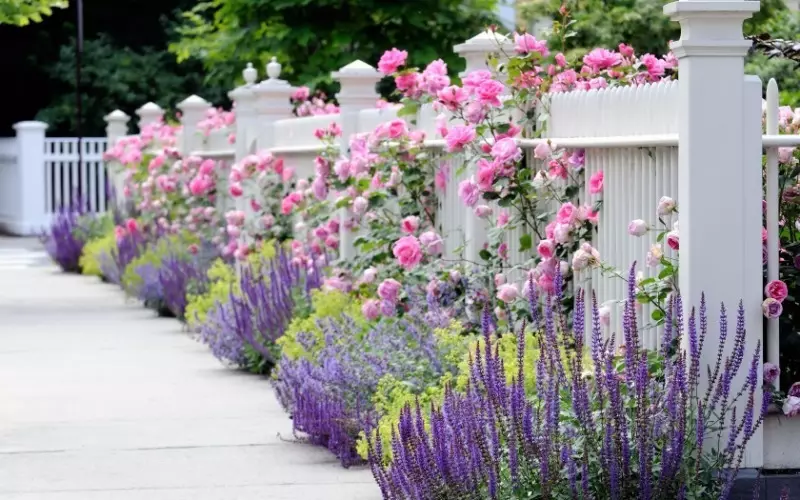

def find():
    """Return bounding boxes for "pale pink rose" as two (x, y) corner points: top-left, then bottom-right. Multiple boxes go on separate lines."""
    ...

(657, 196), (676, 216)
(762, 297), (783, 319)
(778, 147), (795, 164)
(474, 205), (492, 218)
(362, 299), (381, 321)
(533, 142), (552, 160)
(495, 306), (508, 322)
(496, 283), (519, 303)
(494, 273), (506, 287)
(458, 178), (481, 207)
(666, 230), (680, 251)
(393, 235), (423, 269)
(419, 231), (444, 255)
(378, 48), (408, 75)
(513, 32), (549, 56)
(765, 280), (789, 302)
(646, 244), (663, 267)
(537, 239), (555, 259)
(401, 216), (420, 234)
(628, 219), (648, 237)
(553, 223), (570, 244)
(491, 137), (522, 164)
(353, 196), (368, 215)
(589, 77), (608, 90)
(362, 267), (378, 283)
(378, 278), (402, 302)
(783, 396), (800, 417)
(572, 242), (600, 271)
(445, 125), (477, 152)
(599, 305), (611, 326)
(312, 176), (328, 201)
(556, 202), (578, 225)
(589, 170), (604, 195)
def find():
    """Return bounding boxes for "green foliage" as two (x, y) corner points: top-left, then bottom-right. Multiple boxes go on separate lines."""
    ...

(170, 0), (499, 95)
(121, 232), (196, 296)
(36, 34), (227, 136)
(0, 0), (67, 26)
(79, 222), (116, 278)
(277, 289), (365, 362)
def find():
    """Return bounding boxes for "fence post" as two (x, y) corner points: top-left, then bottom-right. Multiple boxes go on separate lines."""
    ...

(177, 95), (212, 157)
(253, 57), (294, 150)
(135, 102), (164, 129)
(331, 60), (381, 261)
(453, 31), (511, 263)
(228, 63), (260, 162)
(13, 121), (48, 235)
(103, 110), (130, 208)
(664, 0), (763, 468)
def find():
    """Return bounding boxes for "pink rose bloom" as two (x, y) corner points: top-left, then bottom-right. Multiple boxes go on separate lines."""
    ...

(125, 218), (139, 234)
(229, 182), (244, 197)
(533, 142), (552, 160)
(362, 267), (378, 283)
(401, 216), (420, 234)
(537, 239), (555, 259)
(496, 283), (519, 303)
(419, 230), (444, 255)
(362, 299), (381, 321)
(462, 70), (492, 92)
(778, 147), (795, 164)
(476, 79), (505, 107)
(553, 223), (570, 244)
(474, 205), (492, 218)
(491, 137), (522, 165)
(784, 396), (800, 417)
(395, 73), (421, 96)
(764, 362), (780, 385)
(378, 48), (408, 75)
(583, 48), (622, 72)
(765, 280), (789, 302)
(538, 273), (555, 293)
(387, 119), (408, 139)
(421, 59), (450, 93)
(641, 54), (666, 79)
(393, 235), (423, 270)
(657, 196), (676, 216)
(292, 86), (310, 101)
(378, 278), (402, 302)
(588, 77), (608, 90)
(589, 170), (604, 194)
(498, 210), (510, 226)
(762, 297), (783, 319)
(513, 33), (549, 56)
(435, 166), (448, 192)
(352, 196), (368, 215)
(445, 125), (477, 152)
(556, 202), (578, 225)
(312, 176), (328, 201)
(437, 85), (468, 111)
(666, 230), (680, 251)
(619, 43), (635, 58)
(464, 101), (487, 124)
(280, 197), (295, 215)
(628, 219), (648, 237)
(458, 178), (481, 207)
(476, 160), (496, 191)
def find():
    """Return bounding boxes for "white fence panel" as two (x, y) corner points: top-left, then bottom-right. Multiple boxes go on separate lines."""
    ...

(0, 139), (19, 231)
(44, 138), (108, 214)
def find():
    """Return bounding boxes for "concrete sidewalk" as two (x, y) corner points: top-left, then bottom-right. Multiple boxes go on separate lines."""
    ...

(0, 261), (379, 499)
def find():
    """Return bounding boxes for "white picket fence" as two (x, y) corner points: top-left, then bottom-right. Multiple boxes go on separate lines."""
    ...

(0, 122), (107, 235)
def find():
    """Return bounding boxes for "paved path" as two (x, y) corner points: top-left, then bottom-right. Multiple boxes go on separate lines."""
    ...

(0, 240), (379, 499)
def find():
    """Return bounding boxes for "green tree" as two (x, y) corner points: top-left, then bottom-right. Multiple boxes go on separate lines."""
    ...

(36, 34), (228, 136)
(0, 0), (67, 26)
(170, 0), (499, 94)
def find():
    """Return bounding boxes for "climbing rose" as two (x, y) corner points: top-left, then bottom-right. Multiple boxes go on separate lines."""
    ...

(377, 278), (401, 303)
(496, 283), (519, 303)
(490, 137), (522, 164)
(400, 216), (420, 234)
(458, 179), (480, 207)
(763, 362), (780, 385)
(352, 196), (368, 215)
(762, 298), (783, 319)
(533, 142), (552, 160)
(361, 299), (381, 321)
(378, 48), (408, 75)
(474, 205), (492, 218)
(419, 231), (444, 256)
(537, 239), (555, 259)
(628, 219), (648, 237)
(589, 170), (604, 194)
(393, 236), (423, 270)
(657, 196), (677, 216)
(765, 280), (789, 302)
(513, 32), (549, 56)
(583, 48), (622, 71)
(445, 125), (476, 152)
(666, 230), (680, 251)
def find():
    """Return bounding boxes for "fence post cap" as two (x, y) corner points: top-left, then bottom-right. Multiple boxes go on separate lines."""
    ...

(454, 30), (511, 54)
(331, 60), (380, 78)
(13, 121), (48, 131)
(136, 101), (163, 113)
(177, 95), (210, 111)
(266, 57), (282, 80)
(243, 62), (258, 85)
(104, 109), (130, 121)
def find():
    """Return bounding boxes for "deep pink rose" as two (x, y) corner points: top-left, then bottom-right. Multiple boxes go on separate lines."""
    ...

(765, 280), (789, 302)
(387, 119), (408, 139)
(537, 239), (555, 259)
(556, 202), (578, 225)
(393, 235), (423, 270)
(378, 48), (408, 75)
(589, 170), (604, 194)
(666, 231), (680, 251)
(476, 160), (496, 191)
(437, 85), (468, 111)
(475, 79), (505, 107)
(401, 216), (420, 234)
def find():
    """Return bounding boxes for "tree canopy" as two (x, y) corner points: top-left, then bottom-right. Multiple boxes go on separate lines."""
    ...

(0, 0), (67, 26)
(169, 0), (499, 93)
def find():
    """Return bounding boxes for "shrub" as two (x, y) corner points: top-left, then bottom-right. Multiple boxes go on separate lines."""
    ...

(367, 270), (765, 500)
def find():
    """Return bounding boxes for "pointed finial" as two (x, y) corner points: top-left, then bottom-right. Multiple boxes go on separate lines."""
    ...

(243, 62), (257, 85)
(267, 57), (281, 79)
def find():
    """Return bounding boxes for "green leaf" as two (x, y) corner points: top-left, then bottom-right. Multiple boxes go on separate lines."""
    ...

(479, 249), (492, 261)
(519, 234), (533, 252)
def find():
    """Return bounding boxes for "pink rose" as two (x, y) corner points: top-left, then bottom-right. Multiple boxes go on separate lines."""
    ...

(476, 79), (505, 107)
(657, 196), (676, 216)
(475, 160), (496, 191)
(589, 170), (604, 195)
(353, 196), (368, 215)
(537, 239), (555, 259)
(498, 210), (510, 226)
(762, 298), (783, 319)
(764, 362), (780, 386)
(533, 142), (552, 160)
(628, 219), (648, 237)
(778, 147), (795, 164)
(378, 48), (408, 75)
(362, 267), (378, 283)
(393, 235), (423, 270)
(491, 137), (522, 164)
(361, 299), (381, 321)
(419, 230), (444, 255)
(666, 231), (680, 251)
(556, 202), (578, 225)
(378, 278), (402, 302)
(765, 280), (789, 302)
(387, 119), (408, 139)
(513, 33), (549, 56)
(401, 216), (420, 234)
(437, 85), (468, 111)
(125, 218), (139, 233)
(783, 396), (800, 417)
(599, 306), (611, 326)
(229, 182), (244, 197)
(445, 125), (477, 152)
(496, 283), (519, 303)
(583, 48), (622, 72)
(474, 205), (492, 218)
(458, 178), (481, 207)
